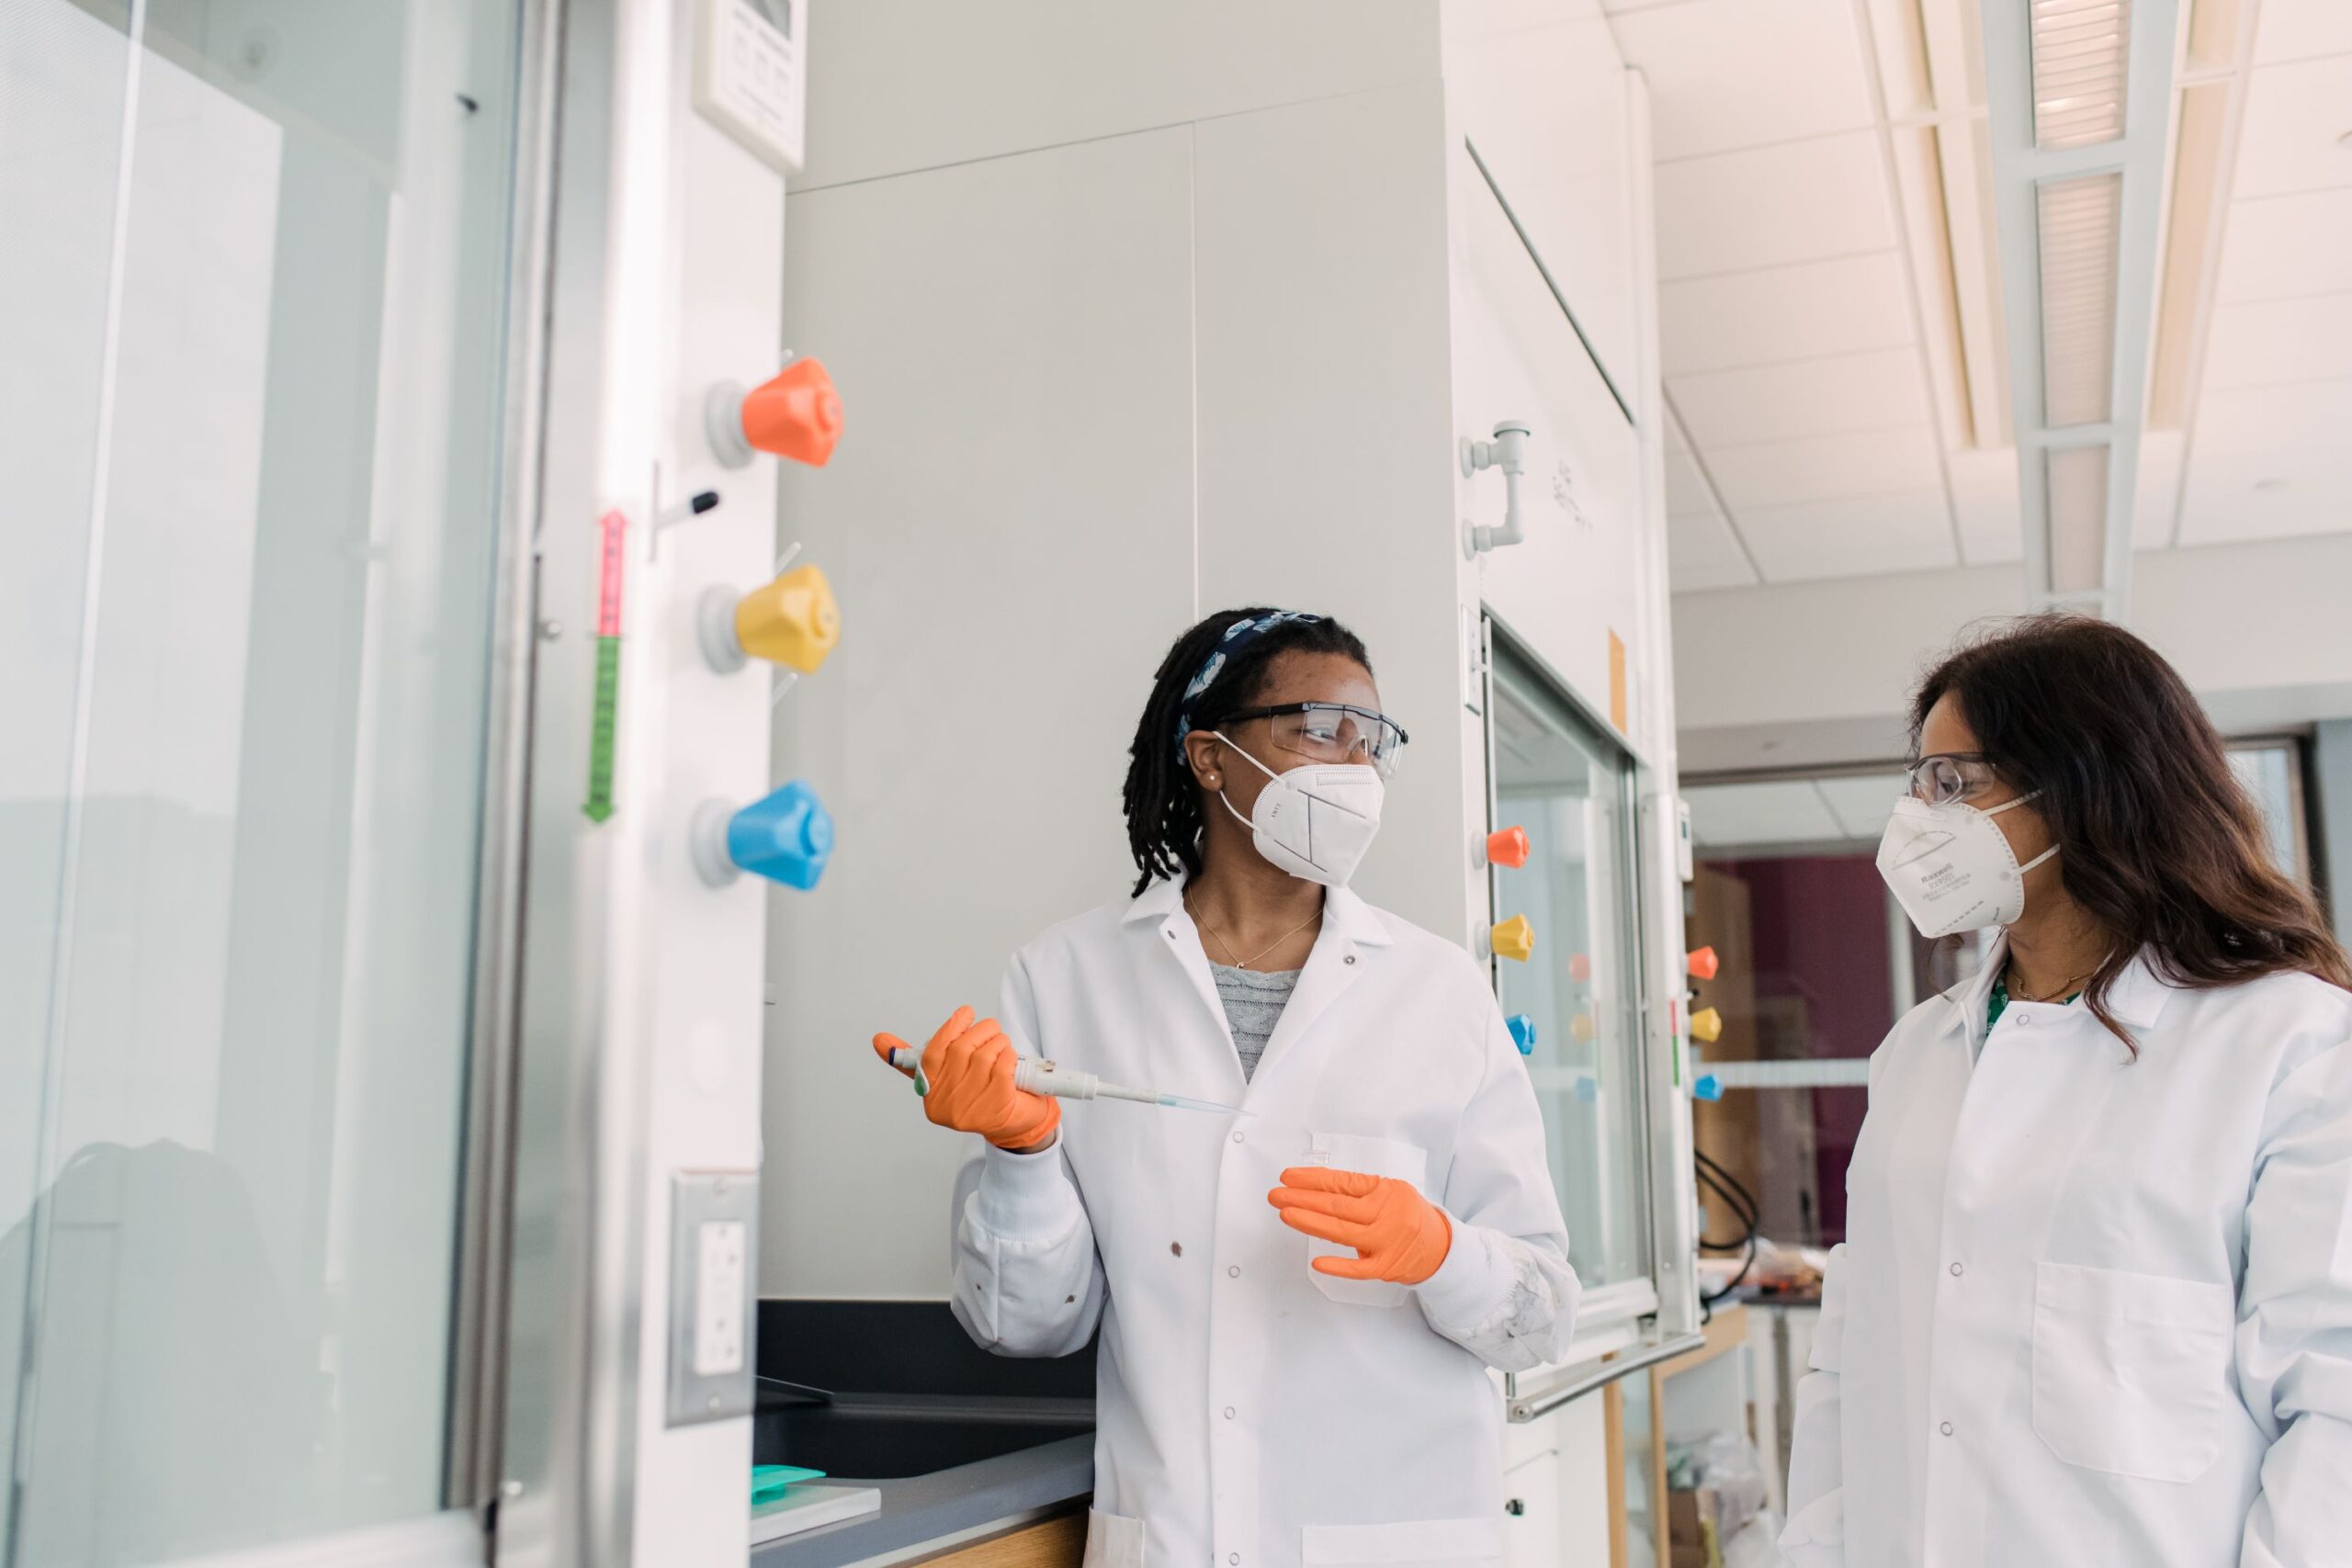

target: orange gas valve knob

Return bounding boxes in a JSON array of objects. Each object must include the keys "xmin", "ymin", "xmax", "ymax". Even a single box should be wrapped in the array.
[
  {"xmin": 707, "ymin": 357, "xmax": 842, "ymax": 469},
  {"xmin": 1687, "ymin": 945, "xmax": 1722, "ymax": 981},
  {"xmin": 1481, "ymin": 826, "xmax": 1531, "ymax": 869}
]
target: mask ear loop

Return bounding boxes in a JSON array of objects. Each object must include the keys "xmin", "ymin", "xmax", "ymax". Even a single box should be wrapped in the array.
[
  {"xmin": 1206, "ymin": 731, "xmax": 1279, "ymax": 834},
  {"xmin": 1982, "ymin": 788, "xmax": 2059, "ymax": 874}
]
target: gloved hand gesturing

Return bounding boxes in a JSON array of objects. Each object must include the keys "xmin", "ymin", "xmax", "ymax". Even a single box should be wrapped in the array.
[
  {"xmin": 1268, "ymin": 1167, "xmax": 1453, "ymax": 1285},
  {"xmin": 872, "ymin": 1005, "xmax": 1060, "ymax": 1152}
]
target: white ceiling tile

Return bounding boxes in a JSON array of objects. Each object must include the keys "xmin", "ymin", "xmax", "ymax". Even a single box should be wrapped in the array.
[
  {"xmin": 2253, "ymin": 0, "xmax": 2352, "ymax": 64},
  {"xmin": 1610, "ymin": 0, "xmax": 1875, "ymax": 163},
  {"xmin": 1668, "ymin": 508, "xmax": 1760, "ymax": 592},
  {"xmin": 2214, "ymin": 188, "xmax": 2352, "ymax": 303},
  {"xmin": 1659, "ymin": 252, "xmax": 1914, "ymax": 375},
  {"xmin": 1737, "ymin": 488, "xmax": 1956, "ymax": 581},
  {"xmin": 2190, "ymin": 378, "xmax": 2352, "ymax": 456},
  {"xmin": 1681, "ymin": 780, "xmax": 1846, "ymax": 849},
  {"xmin": 1666, "ymin": 448, "xmax": 1720, "ymax": 517},
  {"xmin": 1704, "ymin": 425, "xmax": 1941, "ymax": 510},
  {"xmin": 1655, "ymin": 131, "xmax": 1896, "ymax": 281},
  {"xmin": 2231, "ymin": 56, "xmax": 2352, "ymax": 201},
  {"xmin": 1814, "ymin": 773, "xmax": 1909, "ymax": 840},
  {"xmin": 1669, "ymin": 347, "xmax": 1929, "ymax": 446},
  {"xmin": 1947, "ymin": 446, "xmax": 2023, "ymax": 564},
  {"xmin": 2178, "ymin": 443, "xmax": 2352, "ymax": 545},
  {"xmin": 2133, "ymin": 429, "xmax": 2186, "ymax": 548},
  {"xmin": 2201, "ymin": 294, "xmax": 2352, "ymax": 390}
]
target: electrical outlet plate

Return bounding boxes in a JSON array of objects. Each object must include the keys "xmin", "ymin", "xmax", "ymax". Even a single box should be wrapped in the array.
[
  {"xmin": 692, "ymin": 0, "xmax": 807, "ymax": 175},
  {"xmin": 667, "ymin": 1169, "xmax": 760, "ymax": 1427}
]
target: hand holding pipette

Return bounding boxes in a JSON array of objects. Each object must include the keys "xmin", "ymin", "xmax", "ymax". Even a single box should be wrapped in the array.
[
  {"xmin": 873, "ymin": 1006, "xmax": 1246, "ymax": 1123},
  {"xmin": 871, "ymin": 1007, "xmax": 1059, "ymax": 1150}
]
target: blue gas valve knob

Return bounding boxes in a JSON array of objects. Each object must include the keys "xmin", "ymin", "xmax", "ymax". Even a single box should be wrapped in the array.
[
  {"xmin": 1505, "ymin": 1013, "xmax": 1537, "ymax": 1055},
  {"xmin": 692, "ymin": 781, "xmax": 834, "ymax": 891},
  {"xmin": 1692, "ymin": 1072, "xmax": 1724, "ymax": 1102}
]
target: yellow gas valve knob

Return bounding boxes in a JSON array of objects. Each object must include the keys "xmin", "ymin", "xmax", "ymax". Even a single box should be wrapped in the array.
[
  {"xmin": 699, "ymin": 563, "xmax": 840, "ymax": 676},
  {"xmin": 1485, "ymin": 914, "xmax": 1536, "ymax": 963},
  {"xmin": 1690, "ymin": 1006, "xmax": 1724, "ymax": 1045}
]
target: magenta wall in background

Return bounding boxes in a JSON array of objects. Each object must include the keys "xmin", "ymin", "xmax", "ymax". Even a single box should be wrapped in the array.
[{"xmin": 1713, "ymin": 855, "xmax": 1892, "ymax": 1241}]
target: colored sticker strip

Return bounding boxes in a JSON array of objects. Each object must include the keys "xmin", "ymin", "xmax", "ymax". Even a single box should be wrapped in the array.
[{"xmin": 584, "ymin": 508, "xmax": 626, "ymax": 823}]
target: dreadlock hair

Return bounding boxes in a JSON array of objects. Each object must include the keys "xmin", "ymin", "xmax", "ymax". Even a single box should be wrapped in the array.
[{"xmin": 1123, "ymin": 607, "xmax": 1374, "ymax": 897}]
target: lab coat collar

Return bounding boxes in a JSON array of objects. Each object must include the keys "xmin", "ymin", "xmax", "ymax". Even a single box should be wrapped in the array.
[
  {"xmin": 1123, "ymin": 877, "xmax": 1396, "ymax": 948},
  {"xmin": 2103, "ymin": 948, "xmax": 2176, "ymax": 1030},
  {"xmin": 1956, "ymin": 935, "xmax": 2175, "ymax": 1051}
]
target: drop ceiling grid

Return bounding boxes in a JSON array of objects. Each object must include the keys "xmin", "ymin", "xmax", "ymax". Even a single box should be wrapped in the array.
[
  {"xmin": 2177, "ymin": 26, "xmax": 2352, "ymax": 550},
  {"xmin": 1614, "ymin": 0, "xmax": 1977, "ymax": 589}
]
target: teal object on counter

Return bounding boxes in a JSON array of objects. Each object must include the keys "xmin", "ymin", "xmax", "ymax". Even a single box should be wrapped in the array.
[{"xmin": 752, "ymin": 1464, "xmax": 826, "ymax": 1504}]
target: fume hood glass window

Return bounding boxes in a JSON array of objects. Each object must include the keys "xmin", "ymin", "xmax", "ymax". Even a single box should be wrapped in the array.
[
  {"xmin": 1, "ymin": 0, "xmax": 521, "ymax": 1559},
  {"xmin": 1489, "ymin": 641, "xmax": 1652, "ymax": 1296}
]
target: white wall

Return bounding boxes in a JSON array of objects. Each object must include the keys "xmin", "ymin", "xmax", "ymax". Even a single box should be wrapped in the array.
[
  {"xmin": 789, "ymin": 0, "xmax": 1439, "ymax": 192},
  {"xmin": 1673, "ymin": 532, "xmax": 2352, "ymax": 772},
  {"xmin": 767, "ymin": 127, "xmax": 1203, "ymax": 1298}
]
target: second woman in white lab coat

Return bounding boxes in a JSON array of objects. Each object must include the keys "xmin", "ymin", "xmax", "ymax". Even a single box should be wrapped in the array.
[
  {"xmin": 1781, "ymin": 614, "xmax": 2352, "ymax": 1568},
  {"xmin": 874, "ymin": 607, "xmax": 1578, "ymax": 1568}
]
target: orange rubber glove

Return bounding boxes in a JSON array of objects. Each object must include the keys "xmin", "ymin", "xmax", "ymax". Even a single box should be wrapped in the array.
[
  {"xmin": 872, "ymin": 1005, "xmax": 1060, "ymax": 1152},
  {"xmin": 1268, "ymin": 1167, "xmax": 1453, "ymax": 1285}
]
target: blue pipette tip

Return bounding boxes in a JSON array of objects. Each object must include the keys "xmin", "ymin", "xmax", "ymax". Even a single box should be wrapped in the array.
[{"xmin": 1159, "ymin": 1093, "xmax": 1253, "ymax": 1116}]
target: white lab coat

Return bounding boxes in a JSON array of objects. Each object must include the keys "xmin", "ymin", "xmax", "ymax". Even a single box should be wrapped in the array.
[
  {"xmin": 1781, "ymin": 939, "xmax": 2352, "ymax": 1568},
  {"xmin": 949, "ymin": 878, "xmax": 1579, "ymax": 1568}
]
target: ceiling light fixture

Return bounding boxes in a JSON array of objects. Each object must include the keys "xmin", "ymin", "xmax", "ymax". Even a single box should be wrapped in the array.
[{"xmin": 1984, "ymin": 0, "xmax": 2179, "ymax": 621}]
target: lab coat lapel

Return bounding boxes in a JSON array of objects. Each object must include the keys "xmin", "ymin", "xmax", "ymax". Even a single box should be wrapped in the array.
[
  {"xmin": 1248, "ymin": 887, "xmax": 1391, "ymax": 1086},
  {"xmin": 1126, "ymin": 879, "xmax": 1249, "ymax": 1093}
]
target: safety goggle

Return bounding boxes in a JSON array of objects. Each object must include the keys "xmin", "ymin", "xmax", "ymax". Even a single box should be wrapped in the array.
[
  {"xmin": 1905, "ymin": 752, "xmax": 2000, "ymax": 807},
  {"xmin": 1222, "ymin": 702, "xmax": 1409, "ymax": 778}
]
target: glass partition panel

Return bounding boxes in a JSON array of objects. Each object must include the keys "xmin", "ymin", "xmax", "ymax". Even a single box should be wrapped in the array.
[
  {"xmin": 1489, "ymin": 637, "xmax": 1652, "ymax": 1294},
  {"xmin": 0, "ymin": 6, "xmax": 140, "ymax": 1549},
  {"xmin": 1, "ymin": 0, "xmax": 521, "ymax": 1560}
]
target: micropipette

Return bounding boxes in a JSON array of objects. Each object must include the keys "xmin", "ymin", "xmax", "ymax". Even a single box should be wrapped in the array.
[{"xmin": 884, "ymin": 1047, "xmax": 1247, "ymax": 1116}]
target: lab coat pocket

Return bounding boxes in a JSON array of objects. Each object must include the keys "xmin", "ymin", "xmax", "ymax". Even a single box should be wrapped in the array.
[
  {"xmin": 1082, "ymin": 1506, "xmax": 1146, "ymax": 1568},
  {"xmin": 1301, "ymin": 1517, "xmax": 1503, "ymax": 1564},
  {"xmin": 2030, "ymin": 1260, "xmax": 2233, "ymax": 1483},
  {"xmin": 1305, "ymin": 1132, "xmax": 1430, "ymax": 1308}
]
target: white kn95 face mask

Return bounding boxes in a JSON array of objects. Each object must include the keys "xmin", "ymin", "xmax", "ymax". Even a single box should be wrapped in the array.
[
  {"xmin": 1211, "ymin": 733, "xmax": 1384, "ymax": 888},
  {"xmin": 1877, "ymin": 791, "xmax": 2057, "ymax": 938}
]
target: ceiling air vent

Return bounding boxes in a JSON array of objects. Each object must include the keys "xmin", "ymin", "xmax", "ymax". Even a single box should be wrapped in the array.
[{"xmin": 2032, "ymin": 0, "xmax": 2132, "ymax": 150}]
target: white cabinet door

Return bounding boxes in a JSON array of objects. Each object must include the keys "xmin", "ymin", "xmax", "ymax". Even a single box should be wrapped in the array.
[{"xmin": 1504, "ymin": 1446, "xmax": 1567, "ymax": 1568}]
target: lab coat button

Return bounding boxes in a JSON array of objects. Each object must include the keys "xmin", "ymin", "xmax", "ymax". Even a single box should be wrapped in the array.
[
  {"xmin": 1228, "ymin": 1265, "xmax": 1240, "ymax": 1278},
  {"xmin": 1232, "ymin": 1131, "xmax": 1245, "ymax": 1144},
  {"xmin": 1950, "ymin": 1261, "xmax": 1963, "ymax": 1276},
  {"xmin": 1229, "ymin": 1556, "xmax": 1241, "ymax": 1565},
  {"xmin": 1224, "ymin": 1406, "xmax": 1236, "ymax": 1420},
  {"xmin": 1344, "ymin": 953, "xmax": 1356, "ymax": 964},
  {"xmin": 1940, "ymin": 1421, "xmax": 1954, "ymax": 1436}
]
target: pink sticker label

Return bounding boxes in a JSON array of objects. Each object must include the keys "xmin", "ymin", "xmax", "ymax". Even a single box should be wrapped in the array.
[{"xmin": 596, "ymin": 509, "xmax": 626, "ymax": 637}]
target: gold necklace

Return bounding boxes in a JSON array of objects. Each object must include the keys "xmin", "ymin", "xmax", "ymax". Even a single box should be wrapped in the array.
[
  {"xmin": 2007, "ymin": 959, "xmax": 2094, "ymax": 1003},
  {"xmin": 1184, "ymin": 890, "xmax": 1320, "ymax": 971}
]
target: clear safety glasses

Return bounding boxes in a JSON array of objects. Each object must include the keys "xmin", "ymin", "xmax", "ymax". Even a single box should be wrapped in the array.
[
  {"xmin": 1905, "ymin": 751, "xmax": 2000, "ymax": 807},
  {"xmin": 1224, "ymin": 702, "xmax": 1409, "ymax": 778}
]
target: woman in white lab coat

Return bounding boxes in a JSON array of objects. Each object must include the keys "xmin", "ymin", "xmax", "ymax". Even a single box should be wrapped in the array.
[
  {"xmin": 1781, "ymin": 614, "xmax": 2352, "ymax": 1568},
  {"xmin": 873, "ymin": 607, "xmax": 1579, "ymax": 1568}
]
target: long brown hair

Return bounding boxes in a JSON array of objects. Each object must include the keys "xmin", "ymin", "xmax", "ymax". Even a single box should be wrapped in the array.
[{"xmin": 1913, "ymin": 614, "xmax": 2350, "ymax": 1049}]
